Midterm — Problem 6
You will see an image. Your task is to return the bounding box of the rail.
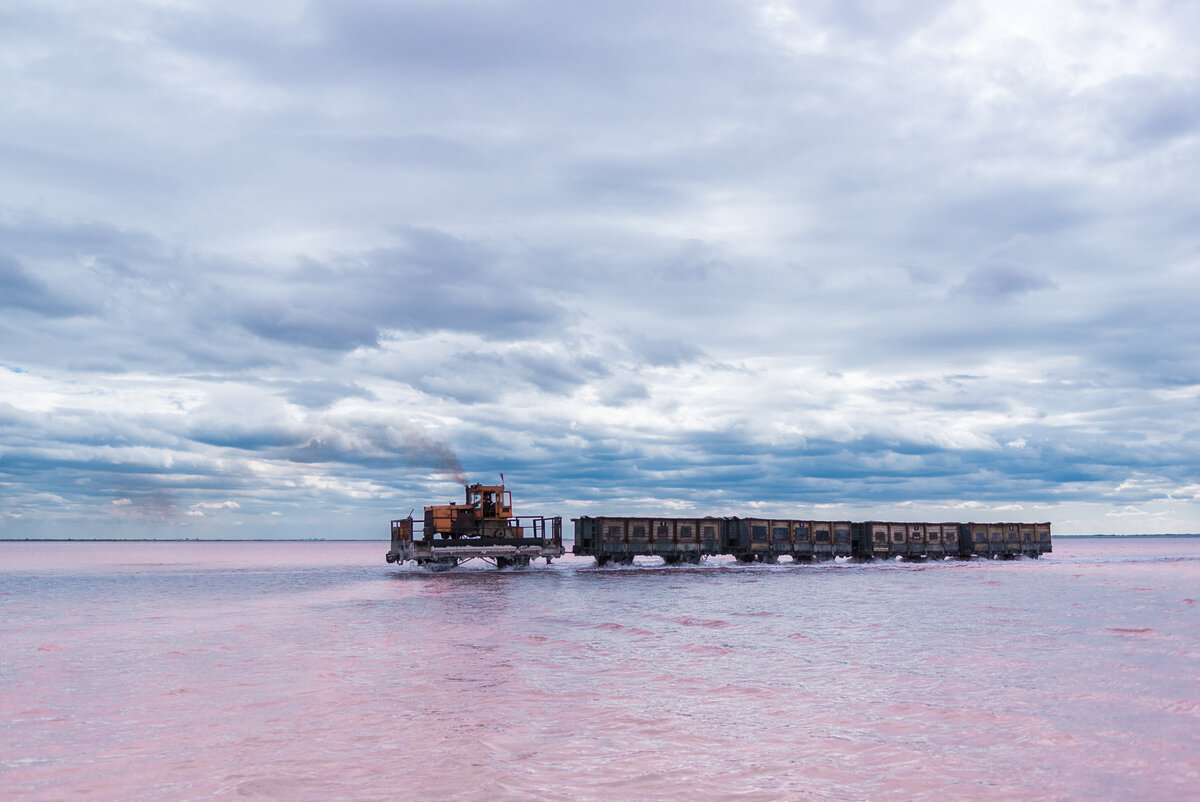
[390,515,563,547]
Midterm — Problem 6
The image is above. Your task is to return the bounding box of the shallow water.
[2,538,1198,800]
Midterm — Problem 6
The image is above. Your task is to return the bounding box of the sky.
[2,0,1198,539]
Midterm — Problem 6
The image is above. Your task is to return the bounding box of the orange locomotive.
[387,483,563,570]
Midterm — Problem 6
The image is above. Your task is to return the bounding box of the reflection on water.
[2,538,1198,800]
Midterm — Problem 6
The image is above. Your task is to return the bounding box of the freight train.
[573,516,1052,565]
[386,484,1051,569]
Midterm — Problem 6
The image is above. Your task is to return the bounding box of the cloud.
[0,255,91,317]
[1,1,1199,536]
[1100,75,1200,145]
[270,380,375,409]
[230,228,565,349]
[952,264,1056,301]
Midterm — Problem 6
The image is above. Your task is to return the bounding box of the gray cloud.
[0,255,91,316]
[270,380,376,409]
[953,264,1056,301]
[2,1,1199,536]
[1100,75,1200,145]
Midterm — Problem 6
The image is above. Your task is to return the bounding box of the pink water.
[2,538,1198,800]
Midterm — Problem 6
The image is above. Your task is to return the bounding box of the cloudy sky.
[2,0,1198,539]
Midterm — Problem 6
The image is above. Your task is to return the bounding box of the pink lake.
[2,537,1198,800]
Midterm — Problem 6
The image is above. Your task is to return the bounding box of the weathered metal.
[573,515,1052,564]
[386,484,563,569]
[390,494,1051,568]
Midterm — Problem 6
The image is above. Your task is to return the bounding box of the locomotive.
[386,483,564,570]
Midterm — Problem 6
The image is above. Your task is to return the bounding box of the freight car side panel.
[924,523,945,558]
[810,522,833,559]
[574,516,723,561]
[1038,523,1052,554]
[572,516,1051,565]
[852,522,891,559]
[603,518,625,556]
[652,519,675,556]
[770,520,792,555]
[906,524,927,558]
[675,520,702,555]
[627,519,653,555]
[793,521,815,560]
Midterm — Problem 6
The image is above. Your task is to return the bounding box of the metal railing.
[391,515,562,547]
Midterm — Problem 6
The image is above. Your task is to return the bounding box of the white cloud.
[1,0,1198,537]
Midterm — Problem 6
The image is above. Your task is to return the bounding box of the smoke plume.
[398,429,468,485]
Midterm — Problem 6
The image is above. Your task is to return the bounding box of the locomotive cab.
[424,483,516,539]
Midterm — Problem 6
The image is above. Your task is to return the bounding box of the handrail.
[390,515,562,546]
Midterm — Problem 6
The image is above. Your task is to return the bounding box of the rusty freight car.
[957,522,1052,559]
[572,516,722,565]
[572,516,859,564]
[571,516,1052,565]
[851,522,963,560]
[722,518,854,562]
[851,521,1052,560]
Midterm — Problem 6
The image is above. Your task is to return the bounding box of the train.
[573,516,1052,565]
[386,484,1051,569]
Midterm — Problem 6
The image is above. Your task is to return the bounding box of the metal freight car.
[958,522,1052,558]
[572,515,1051,565]
[723,518,853,562]
[852,521,1051,560]
[572,516,858,564]
[852,522,963,560]
[572,516,721,565]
